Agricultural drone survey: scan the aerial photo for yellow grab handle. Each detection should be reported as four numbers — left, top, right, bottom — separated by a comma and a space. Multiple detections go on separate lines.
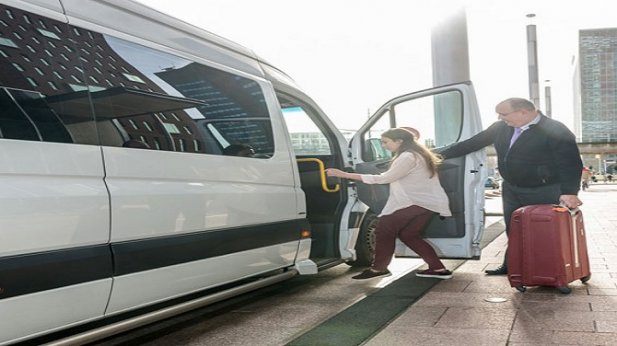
296, 158, 341, 193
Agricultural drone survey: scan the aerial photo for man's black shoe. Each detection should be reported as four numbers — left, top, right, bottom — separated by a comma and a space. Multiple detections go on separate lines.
485, 265, 507, 275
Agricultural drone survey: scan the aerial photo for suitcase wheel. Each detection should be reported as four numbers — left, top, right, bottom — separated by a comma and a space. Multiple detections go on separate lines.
581, 275, 591, 284
557, 286, 572, 294
515, 286, 526, 293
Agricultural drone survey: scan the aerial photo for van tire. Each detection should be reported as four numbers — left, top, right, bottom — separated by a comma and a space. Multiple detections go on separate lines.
348, 211, 377, 267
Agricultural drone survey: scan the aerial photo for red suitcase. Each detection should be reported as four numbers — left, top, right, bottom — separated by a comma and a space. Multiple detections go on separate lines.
507, 204, 591, 294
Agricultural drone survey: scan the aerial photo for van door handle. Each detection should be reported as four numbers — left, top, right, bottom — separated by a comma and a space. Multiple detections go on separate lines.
470, 169, 479, 173
296, 158, 340, 193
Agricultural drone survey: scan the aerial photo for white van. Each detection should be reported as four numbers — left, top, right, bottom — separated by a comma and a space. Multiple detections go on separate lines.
0, 0, 486, 344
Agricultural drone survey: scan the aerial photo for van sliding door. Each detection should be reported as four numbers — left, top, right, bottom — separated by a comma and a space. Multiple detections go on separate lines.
60, 22, 304, 314
0, 4, 111, 344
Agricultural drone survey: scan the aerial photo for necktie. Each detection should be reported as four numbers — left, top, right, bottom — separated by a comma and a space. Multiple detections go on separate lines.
509, 127, 523, 148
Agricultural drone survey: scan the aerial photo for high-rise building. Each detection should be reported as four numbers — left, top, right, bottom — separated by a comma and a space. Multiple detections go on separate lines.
575, 28, 617, 143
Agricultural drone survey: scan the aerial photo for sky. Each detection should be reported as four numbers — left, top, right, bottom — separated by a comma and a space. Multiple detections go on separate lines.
136, 0, 617, 132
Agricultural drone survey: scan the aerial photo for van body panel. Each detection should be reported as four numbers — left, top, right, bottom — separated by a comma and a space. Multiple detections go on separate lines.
102, 148, 298, 242
0, 140, 110, 345
0, 279, 112, 345
0, 141, 109, 256
2, 0, 65, 18
106, 242, 298, 314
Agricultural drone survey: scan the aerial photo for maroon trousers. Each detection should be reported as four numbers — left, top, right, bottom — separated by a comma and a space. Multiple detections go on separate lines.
372, 205, 446, 271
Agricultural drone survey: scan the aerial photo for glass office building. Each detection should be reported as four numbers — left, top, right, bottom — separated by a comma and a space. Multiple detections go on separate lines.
577, 28, 617, 143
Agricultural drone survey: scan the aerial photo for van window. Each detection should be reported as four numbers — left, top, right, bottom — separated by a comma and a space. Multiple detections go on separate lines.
282, 106, 332, 155
361, 110, 393, 161
361, 90, 463, 161
391, 90, 463, 148
0, 88, 39, 141
71, 30, 274, 157
0, 3, 275, 157
9, 88, 73, 143
0, 5, 97, 144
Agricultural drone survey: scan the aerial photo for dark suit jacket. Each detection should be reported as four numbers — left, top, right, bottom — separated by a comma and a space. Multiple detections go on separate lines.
440, 115, 583, 195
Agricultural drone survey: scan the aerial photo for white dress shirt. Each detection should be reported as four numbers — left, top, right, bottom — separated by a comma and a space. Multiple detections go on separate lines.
359, 151, 452, 217
518, 113, 542, 132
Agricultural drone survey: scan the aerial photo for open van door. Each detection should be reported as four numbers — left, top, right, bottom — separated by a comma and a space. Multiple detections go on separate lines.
349, 82, 486, 260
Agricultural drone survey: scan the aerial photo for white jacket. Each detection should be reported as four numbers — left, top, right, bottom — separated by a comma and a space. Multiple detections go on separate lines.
360, 151, 452, 217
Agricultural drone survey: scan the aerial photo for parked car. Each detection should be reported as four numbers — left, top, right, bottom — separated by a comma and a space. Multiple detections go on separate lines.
485, 177, 500, 189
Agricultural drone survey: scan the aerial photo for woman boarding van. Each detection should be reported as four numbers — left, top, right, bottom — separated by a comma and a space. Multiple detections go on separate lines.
0, 0, 486, 344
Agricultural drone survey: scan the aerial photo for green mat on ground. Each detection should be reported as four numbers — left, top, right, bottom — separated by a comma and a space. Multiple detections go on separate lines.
287, 219, 505, 346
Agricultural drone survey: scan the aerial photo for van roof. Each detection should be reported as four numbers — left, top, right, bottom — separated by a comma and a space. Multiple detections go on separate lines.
58, 0, 287, 79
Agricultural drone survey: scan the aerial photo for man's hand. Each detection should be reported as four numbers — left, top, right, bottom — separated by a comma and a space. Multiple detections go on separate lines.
560, 194, 582, 209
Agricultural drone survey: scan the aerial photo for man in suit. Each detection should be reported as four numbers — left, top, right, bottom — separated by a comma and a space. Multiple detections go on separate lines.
440, 97, 583, 275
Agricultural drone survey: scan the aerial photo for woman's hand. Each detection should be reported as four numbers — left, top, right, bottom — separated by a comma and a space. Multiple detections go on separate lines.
325, 168, 346, 178
325, 168, 362, 181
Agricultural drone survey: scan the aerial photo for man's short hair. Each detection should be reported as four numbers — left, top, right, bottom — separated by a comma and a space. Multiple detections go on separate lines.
507, 98, 536, 111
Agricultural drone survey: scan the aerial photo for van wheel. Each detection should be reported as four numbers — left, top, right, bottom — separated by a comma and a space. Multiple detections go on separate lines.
348, 211, 377, 267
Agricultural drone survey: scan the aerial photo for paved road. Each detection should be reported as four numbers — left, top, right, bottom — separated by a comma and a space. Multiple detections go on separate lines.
89, 190, 505, 345
364, 182, 617, 346
91, 256, 424, 345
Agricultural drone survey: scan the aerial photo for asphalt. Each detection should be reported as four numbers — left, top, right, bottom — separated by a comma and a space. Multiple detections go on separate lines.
363, 183, 617, 346
84, 184, 617, 346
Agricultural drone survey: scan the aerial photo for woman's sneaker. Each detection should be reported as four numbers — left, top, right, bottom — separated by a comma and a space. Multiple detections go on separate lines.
415, 269, 452, 279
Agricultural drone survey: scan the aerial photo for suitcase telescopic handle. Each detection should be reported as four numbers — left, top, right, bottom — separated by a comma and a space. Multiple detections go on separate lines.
556, 202, 579, 216
558, 202, 582, 268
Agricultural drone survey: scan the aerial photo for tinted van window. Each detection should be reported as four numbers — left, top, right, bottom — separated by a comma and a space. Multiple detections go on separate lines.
72, 29, 274, 157
0, 5, 97, 143
0, 3, 274, 158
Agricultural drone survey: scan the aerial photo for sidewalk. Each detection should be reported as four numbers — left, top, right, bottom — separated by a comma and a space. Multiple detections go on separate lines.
365, 184, 617, 346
